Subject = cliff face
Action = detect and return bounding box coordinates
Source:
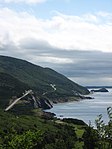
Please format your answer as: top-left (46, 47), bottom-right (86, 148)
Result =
top-left (0, 55), bottom-right (89, 110)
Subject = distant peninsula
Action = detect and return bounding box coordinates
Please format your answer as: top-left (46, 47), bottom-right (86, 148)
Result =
top-left (91, 88), bottom-right (109, 92)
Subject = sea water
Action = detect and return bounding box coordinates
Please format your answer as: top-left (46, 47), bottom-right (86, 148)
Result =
top-left (46, 89), bottom-right (112, 126)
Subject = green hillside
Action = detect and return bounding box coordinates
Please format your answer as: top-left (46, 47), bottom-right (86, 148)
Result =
top-left (0, 55), bottom-right (89, 109)
top-left (0, 72), bottom-right (29, 108)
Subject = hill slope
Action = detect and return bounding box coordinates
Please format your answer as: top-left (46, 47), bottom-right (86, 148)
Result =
top-left (0, 55), bottom-right (89, 109)
top-left (0, 72), bottom-right (29, 108)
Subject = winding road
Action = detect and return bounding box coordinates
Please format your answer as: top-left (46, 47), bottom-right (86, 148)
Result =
top-left (5, 90), bottom-right (33, 111)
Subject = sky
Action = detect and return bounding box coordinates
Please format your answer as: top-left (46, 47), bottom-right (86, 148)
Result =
top-left (0, 0), bottom-right (112, 86)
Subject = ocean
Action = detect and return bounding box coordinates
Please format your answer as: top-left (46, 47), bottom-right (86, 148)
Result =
top-left (46, 88), bottom-right (112, 126)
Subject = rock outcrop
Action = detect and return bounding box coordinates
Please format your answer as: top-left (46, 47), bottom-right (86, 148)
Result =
top-left (91, 88), bottom-right (109, 92)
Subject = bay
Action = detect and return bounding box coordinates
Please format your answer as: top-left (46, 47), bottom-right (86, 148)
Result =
top-left (46, 88), bottom-right (112, 126)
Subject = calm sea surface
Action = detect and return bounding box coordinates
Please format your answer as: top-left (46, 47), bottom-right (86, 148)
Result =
top-left (46, 89), bottom-right (112, 126)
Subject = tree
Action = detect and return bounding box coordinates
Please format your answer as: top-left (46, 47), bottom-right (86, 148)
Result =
top-left (95, 107), bottom-right (112, 149)
top-left (83, 124), bottom-right (99, 149)
top-left (7, 130), bottom-right (44, 149)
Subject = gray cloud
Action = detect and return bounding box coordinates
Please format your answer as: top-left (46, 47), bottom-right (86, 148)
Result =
top-left (54, 51), bottom-right (112, 77)
top-left (19, 38), bottom-right (52, 50)
top-left (0, 7), bottom-right (112, 86)
top-left (0, 38), bottom-right (112, 86)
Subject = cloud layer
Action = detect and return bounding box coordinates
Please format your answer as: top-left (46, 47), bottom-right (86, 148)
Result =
top-left (0, 8), bottom-right (112, 85)
top-left (0, 8), bottom-right (112, 52)
top-left (0, 0), bottom-right (46, 4)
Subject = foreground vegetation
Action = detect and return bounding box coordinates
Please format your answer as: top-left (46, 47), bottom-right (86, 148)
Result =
top-left (83, 107), bottom-right (112, 149)
top-left (0, 108), bottom-right (86, 149)
top-left (0, 107), bottom-right (112, 149)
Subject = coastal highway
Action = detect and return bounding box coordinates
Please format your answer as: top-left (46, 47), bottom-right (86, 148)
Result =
top-left (5, 90), bottom-right (32, 111)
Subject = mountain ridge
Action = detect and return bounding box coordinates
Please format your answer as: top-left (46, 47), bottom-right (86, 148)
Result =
top-left (0, 55), bottom-right (89, 110)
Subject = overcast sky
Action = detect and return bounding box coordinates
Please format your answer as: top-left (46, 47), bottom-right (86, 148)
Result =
top-left (0, 0), bottom-right (112, 86)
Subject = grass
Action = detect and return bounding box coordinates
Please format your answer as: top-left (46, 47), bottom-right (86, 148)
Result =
top-left (74, 125), bottom-right (85, 138)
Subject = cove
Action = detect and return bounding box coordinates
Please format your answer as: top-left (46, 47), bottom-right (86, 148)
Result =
top-left (46, 89), bottom-right (112, 126)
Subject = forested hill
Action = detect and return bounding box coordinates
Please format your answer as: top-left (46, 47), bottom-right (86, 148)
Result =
top-left (0, 55), bottom-right (89, 109)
